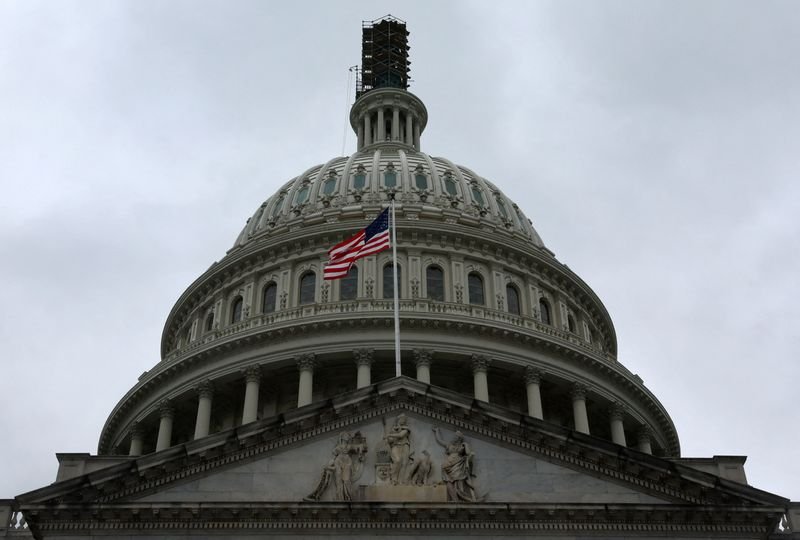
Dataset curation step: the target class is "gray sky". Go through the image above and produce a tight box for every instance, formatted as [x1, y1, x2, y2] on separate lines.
[1, 1, 797, 501]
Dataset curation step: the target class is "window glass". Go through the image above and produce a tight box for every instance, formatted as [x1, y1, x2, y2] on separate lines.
[299, 272, 316, 305]
[340, 266, 358, 301]
[271, 195, 285, 218]
[444, 176, 457, 196]
[231, 297, 243, 323]
[568, 314, 577, 333]
[384, 171, 397, 188]
[539, 299, 551, 325]
[262, 283, 277, 314]
[496, 198, 509, 219]
[471, 186, 486, 207]
[506, 285, 520, 315]
[204, 312, 214, 332]
[468, 273, 484, 305]
[295, 185, 309, 204]
[322, 177, 337, 195]
[383, 263, 401, 299]
[415, 174, 428, 190]
[426, 266, 444, 301]
[353, 173, 366, 189]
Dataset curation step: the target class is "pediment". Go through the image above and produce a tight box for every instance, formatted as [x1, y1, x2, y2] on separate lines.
[17, 378, 786, 511]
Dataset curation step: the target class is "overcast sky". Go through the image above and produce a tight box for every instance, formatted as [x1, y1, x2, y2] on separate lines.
[1, 1, 797, 501]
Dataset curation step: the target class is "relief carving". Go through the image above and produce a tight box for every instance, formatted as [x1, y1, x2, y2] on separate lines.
[304, 431, 367, 501]
[383, 414, 412, 485]
[432, 427, 483, 502]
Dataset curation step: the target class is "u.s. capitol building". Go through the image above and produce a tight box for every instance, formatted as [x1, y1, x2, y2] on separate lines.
[3, 15, 797, 540]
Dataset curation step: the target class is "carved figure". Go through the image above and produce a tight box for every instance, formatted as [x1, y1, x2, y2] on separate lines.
[304, 431, 367, 501]
[409, 449, 433, 486]
[383, 414, 412, 485]
[432, 427, 480, 502]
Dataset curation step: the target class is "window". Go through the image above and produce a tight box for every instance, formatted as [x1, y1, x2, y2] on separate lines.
[295, 185, 310, 204]
[384, 171, 397, 188]
[262, 282, 277, 314]
[271, 195, 285, 218]
[299, 272, 316, 305]
[443, 174, 457, 196]
[383, 263, 401, 299]
[568, 314, 577, 333]
[539, 299, 551, 325]
[204, 312, 214, 332]
[230, 296, 243, 323]
[506, 285, 520, 315]
[183, 328, 192, 346]
[353, 173, 366, 189]
[322, 175, 337, 195]
[496, 197, 509, 219]
[471, 185, 486, 207]
[415, 173, 428, 190]
[468, 272, 484, 305]
[340, 266, 358, 301]
[426, 266, 444, 301]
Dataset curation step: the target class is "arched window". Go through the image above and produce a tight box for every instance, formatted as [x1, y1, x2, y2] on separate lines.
[183, 328, 192, 346]
[539, 299, 551, 326]
[471, 185, 486, 207]
[443, 173, 458, 196]
[262, 282, 277, 314]
[383, 263, 401, 299]
[426, 265, 444, 301]
[353, 167, 367, 189]
[322, 175, 337, 195]
[340, 266, 358, 301]
[568, 314, 577, 333]
[299, 272, 316, 305]
[384, 169, 397, 188]
[468, 272, 484, 305]
[495, 197, 509, 219]
[415, 173, 428, 190]
[506, 285, 520, 315]
[230, 296, 243, 324]
[204, 312, 214, 332]
[271, 195, 285, 218]
[295, 185, 310, 204]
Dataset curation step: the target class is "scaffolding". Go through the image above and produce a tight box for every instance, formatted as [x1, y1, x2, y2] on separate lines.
[356, 15, 410, 98]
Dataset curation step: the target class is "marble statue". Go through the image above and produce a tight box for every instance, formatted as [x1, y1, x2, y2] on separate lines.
[305, 431, 367, 501]
[432, 427, 480, 502]
[383, 414, 413, 485]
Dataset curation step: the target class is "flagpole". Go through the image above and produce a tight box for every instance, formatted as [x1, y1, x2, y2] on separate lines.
[391, 198, 401, 377]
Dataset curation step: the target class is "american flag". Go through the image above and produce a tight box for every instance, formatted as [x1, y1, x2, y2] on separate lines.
[323, 208, 391, 280]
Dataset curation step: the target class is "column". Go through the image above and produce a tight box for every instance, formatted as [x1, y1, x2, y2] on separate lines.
[364, 114, 372, 146]
[413, 123, 420, 150]
[471, 355, 490, 402]
[571, 383, 590, 435]
[357, 123, 364, 149]
[609, 402, 627, 446]
[524, 367, 544, 420]
[128, 422, 143, 457]
[241, 365, 261, 425]
[354, 348, 374, 389]
[637, 426, 653, 454]
[413, 349, 432, 384]
[296, 354, 316, 407]
[392, 107, 400, 140]
[377, 108, 385, 141]
[193, 380, 214, 440]
[155, 400, 174, 452]
[405, 114, 413, 146]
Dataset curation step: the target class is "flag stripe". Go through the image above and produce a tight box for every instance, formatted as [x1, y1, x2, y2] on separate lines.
[323, 209, 391, 280]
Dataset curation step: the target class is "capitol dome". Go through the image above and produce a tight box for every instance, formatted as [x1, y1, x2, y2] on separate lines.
[97, 83, 679, 460]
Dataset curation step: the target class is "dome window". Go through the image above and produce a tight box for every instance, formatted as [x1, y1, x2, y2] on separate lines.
[471, 185, 486, 207]
[384, 163, 397, 188]
[352, 164, 367, 190]
[340, 266, 358, 301]
[495, 196, 509, 219]
[442, 172, 458, 196]
[568, 313, 577, 333]
[468, 272, 484, 305]
[230, 296, 244, 324]
[413, 164, 428, 190]
[299, 272, 316, 305]
[295, 185, 310, 204]
[204, 311, 214, 332]
[262, 282, 277, 314]
[383, 263, 401, 299]
[426, 265, 444, 301]
[539, 299, 552, 326]
[506, 285, 521, 315]
[271, 195, 285, 218]
[322, 172, 338, 195]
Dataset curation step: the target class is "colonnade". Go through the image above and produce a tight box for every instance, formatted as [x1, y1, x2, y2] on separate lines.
[129, 352, 654, 457]
[358, 106, 420, 150]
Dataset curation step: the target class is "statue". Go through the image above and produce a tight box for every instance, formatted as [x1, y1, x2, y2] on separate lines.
[383, 414, 412, 485]
[409, 449, 433, 486]
[304, 431, 367, 501]
[432, 427, 481, 502]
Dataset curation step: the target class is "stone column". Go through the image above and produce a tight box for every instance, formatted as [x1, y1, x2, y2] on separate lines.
[571, 383, 590, 435]
[405, 114, 413, 146]
[357, 123, 364, 149]
[609, 402, 627, 446]
[471, 355, 491, 402]
[524, 367, 544, 420]
[296, 354, 316, 407]
[637, 426, 653, 454]
[392, 106, 400, 140]
[364, 114, 372, 146]
[413, 349, 432, 384]
[241, 366, 261, 425]
[193, 380, 214, 440]
[413, 123, 420, 150]
[155, 400, 174, 452]
[354, 348, 374, 389]
[128, 422, 143, 457]
[377, 108, 385, 141]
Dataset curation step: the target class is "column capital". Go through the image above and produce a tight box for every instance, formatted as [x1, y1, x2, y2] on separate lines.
[296, 353, 316, 371]
[353, 348, 374, 367]
[158, 399, 174, 419]
[609, 401, 626, 421]
[570, 383, 588, 401]
[243, 365, 262, 384]
[637, 425, 653, 444]
[195, 380, 214, 399]
[523, 366, 543, 385]
[413, 349, 433, 368]
[470, 354, 491, 373]
[129, 421, 143, 438]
